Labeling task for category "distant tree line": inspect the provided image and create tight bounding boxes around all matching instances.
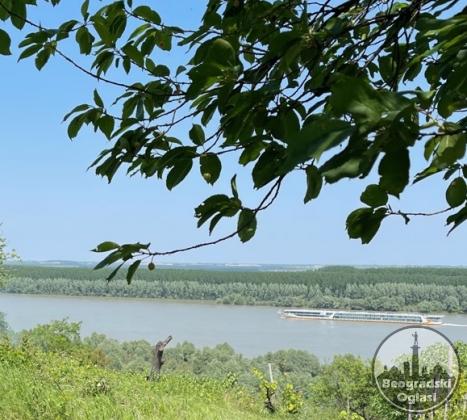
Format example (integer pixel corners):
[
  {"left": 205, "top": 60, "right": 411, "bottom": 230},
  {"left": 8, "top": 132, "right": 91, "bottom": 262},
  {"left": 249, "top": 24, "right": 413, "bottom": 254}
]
[{"left": 2, "top": 265, "right": 467, "bottom": 313}]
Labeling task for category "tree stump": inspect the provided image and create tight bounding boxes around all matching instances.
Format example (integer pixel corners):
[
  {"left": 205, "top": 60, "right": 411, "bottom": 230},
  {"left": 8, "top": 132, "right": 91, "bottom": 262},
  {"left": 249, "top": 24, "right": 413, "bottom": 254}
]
[{"left": 147, "top": 335, "right": 172, "bottom": 381}]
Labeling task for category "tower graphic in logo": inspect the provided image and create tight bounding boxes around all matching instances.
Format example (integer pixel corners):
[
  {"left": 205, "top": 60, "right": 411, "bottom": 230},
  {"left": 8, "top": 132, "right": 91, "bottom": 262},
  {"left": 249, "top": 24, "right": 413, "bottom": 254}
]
[
  {"left": 411, "top": 331, "right": 420, "bottom": 378},
  {"left": 372, "top": 326, "right": 460, "bottom": 413}
]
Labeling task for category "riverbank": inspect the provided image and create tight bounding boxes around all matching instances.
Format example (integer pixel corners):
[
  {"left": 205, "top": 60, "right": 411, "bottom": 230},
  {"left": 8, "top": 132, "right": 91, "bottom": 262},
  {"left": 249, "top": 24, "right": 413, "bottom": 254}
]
[{"left": 2, "top": 264, "right": 467, "bottom": 314}]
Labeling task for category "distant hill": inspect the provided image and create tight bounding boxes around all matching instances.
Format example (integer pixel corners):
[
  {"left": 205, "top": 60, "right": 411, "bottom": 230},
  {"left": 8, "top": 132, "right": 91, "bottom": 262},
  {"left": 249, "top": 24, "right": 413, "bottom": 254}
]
[{"left": 9, "top": 260, "right": 320, "bottom": 272}]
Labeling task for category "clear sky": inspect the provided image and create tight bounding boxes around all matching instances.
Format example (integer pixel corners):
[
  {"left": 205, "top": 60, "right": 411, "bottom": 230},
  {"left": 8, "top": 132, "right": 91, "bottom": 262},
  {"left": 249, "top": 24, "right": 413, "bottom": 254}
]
[{"left": 0, "top": 1, "right": 464, "bottom": 266}]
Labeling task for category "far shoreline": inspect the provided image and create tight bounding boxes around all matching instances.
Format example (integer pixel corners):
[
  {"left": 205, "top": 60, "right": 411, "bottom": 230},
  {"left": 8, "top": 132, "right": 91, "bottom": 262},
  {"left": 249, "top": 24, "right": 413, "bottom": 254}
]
[{"left": 1, "top": 291, "right": 465, "bottom": 316}]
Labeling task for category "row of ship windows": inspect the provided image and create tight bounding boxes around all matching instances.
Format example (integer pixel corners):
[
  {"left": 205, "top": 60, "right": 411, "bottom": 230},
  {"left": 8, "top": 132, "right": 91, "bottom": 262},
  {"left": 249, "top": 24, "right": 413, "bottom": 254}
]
[
  {"left": 289, "top": 312, "right": 422, "bottom": 322},
  {"left": 290, "top": 313, "right": 325, "bottom": 317},
  {"left": 334, "top": 315, "right": 422, "bottom": 321}
]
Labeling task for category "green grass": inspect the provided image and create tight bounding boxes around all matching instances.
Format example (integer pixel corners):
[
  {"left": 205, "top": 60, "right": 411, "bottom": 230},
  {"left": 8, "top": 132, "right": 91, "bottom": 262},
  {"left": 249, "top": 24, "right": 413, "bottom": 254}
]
[
  {"left": 0, "top": 344, "right": 264, "bottom": 419},
  {"left": 0, "top": 342, "right": 336, "bottom": 420}
]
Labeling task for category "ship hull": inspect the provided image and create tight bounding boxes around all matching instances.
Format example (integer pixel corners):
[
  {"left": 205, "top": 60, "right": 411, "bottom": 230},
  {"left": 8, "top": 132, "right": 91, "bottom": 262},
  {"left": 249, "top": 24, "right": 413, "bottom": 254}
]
[{"left": 279, "top": 309, "right": 443, "bottom": 325}]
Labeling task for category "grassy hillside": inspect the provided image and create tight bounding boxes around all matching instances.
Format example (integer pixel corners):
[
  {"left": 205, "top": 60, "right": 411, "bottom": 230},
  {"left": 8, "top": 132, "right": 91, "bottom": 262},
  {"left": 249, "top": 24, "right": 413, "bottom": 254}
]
[
  {"left": 0, "top": 342, "right": 277, "bottom": 420},
  {"left": 1, "top": 319, "right": 466, "bottom": 420}
]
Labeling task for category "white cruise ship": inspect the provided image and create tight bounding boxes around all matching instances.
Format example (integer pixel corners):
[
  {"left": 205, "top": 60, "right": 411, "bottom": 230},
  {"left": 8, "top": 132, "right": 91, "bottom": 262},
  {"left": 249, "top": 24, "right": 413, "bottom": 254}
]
[{"left": 279, "top": 309, "right": 443, "bottom": 325}]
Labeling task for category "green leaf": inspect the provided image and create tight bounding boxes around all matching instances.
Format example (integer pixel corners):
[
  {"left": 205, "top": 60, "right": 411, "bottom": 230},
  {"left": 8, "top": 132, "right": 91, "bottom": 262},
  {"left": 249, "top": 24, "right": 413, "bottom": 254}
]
[
  {"left": 106, "top": 262, "right": 125, "bottom": 282},
  {"left": 155, "top": 29, "right": 172, "bottom": 51},
  {"left": 195, "top": 194, "right": 241, "bottom": 229},
  {"left": 237, "top": 209, "right": 257, "bottom": 243},
  {"left": 122, "top": 43, "right": 144, "bottom": 67},
  {"left": 18, "top": 31, "right": 49, "bottom": 48},
  {"left": 378, "top": 149, "right": 410, "bottom": 196},
  {"left": 141, "top": 36, "right": 156, "bottom": 56},
  {"left": 414, "top": 164, "right": 442, "bottom": 184},
  {"left": 270, "top": 109, "right": 300, "bottom": 141},
  {"left": 201, "top": 102, "right": 217, "bottom": 126},
  {"left": 360, "top": 184, "right": 388, "bottom": 207},
  {"left": 444, "top": 166, "right": 460, "bottom": 181},
  {"left": 94, "top": 250, "right": 124, "bottom": 270},
  {"left": 158, "top": 146, "right": 196, "bottom": 169},
  {"left": 76, "top": 27, "right": 94, "bottom": 55},
  {"left": 230, "top": 175, "right": 239, "bottom": 199},
  {"left": 67, "top": 115, "right": 85, "bottom": 139},
  {"left": 122, "top": 57, "right": 131, "bottom": 73},
  {"left": 208, "top": 213, "right": 223, "bottom": 235},
  {"left": 378, "top": 55, "right": 395, "bottom": 84},
  {"left": 446, "top": 177, "right": 466, "bottom": 208},
  {"left": 447, "top": 205, "right": 467, "bottom": 234},
  {"left": 252, "top": 145, "right": 285, "bottom": 188},
  {"left": 93, "top": 241, "right": 120, "bottom": 252},
  {"left": 166, "top": 159, "right": 193, "bottom": 190},
  {"left": 136, "top": 98, "right": 144, "bottom": 120},
  {"left": 63, "top": 104, "right": 90, "bottom": 122},
  {"left": 189, "top": 124, "right": 205, "bottom": 145},
  {"left": 304, "top": 165, "right": 322, "bottom": 203},
  {"left": 81, "top": 0, "right": 90, "bottom": 20},
  {"left": 436, "top": 134, "right": 466, "bottom": 166},
  {"left": 92, "top": 16, "right": 114, "bottom": 47},
  {"left": 0, "top": 29, "right": 11, "bottom": 55},
  {"left": 35, "top": 49, "right": 51, "bottom": 70},
  {"left": 92, "top": 241, "right": 120, "bottom": 252},
  {"left": 11, "top": 0, "right": 27, "bottom": 30},
  {"left": 322, "top": 158, "right": 363, "bottom": 183},
  {"left": 330, "top": 75, "right": 411, "bottom": 123},
  {"left": 319, "top": 136, "right": 377, "bottom": 184},
  {"left": 176, "top": 65, "right": 186, "bottom": 76},
  {"left": 195, "top": 194, "right": 230, "bottom": 227},
  {"left": 285, "top": 117, "right": 352, "bottom": 169},
  {"left": 97, "top": 115, "right": 114, "bottom": 139},
  {"left": 347, "top": 208, "right": 371, "bottom": 239},
  {"left": 152, "top": 64, "right": 170, "bottom": 77},
  {"left": 133, "top": 5, "right": 161, "bottom": 25},
  {"left": 239, "top": 142, "right": 265, "bottom": 166},
  {"left": 415, "top": 89, "right": 435, "bottom": 109},
  {"left": 93, "top": 89, "right": 104, "bottom": 108},
  {"left": 18, "top": 44, "right": 42, "bottom": 60},
  {"left": 424, "top": 137, "right": 437, "bottom": 161},
  {"left": 346, "top": 208, "right": 387, "bottom": 244},
  {"left": 200, "top": 153, "right": 221, "bottom": 185},
  {"left": 59, "top": 21, "right": 78, "bottom": 34},
  {"left": 126, "top": 260, "right": 141, "bottom": 284}
]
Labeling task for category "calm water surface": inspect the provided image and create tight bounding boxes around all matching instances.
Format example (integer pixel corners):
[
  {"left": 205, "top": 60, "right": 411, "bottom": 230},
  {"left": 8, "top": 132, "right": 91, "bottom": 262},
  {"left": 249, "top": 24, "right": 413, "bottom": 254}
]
[{"left": 1, "top": 293, "right": 467, "bottom": 360}]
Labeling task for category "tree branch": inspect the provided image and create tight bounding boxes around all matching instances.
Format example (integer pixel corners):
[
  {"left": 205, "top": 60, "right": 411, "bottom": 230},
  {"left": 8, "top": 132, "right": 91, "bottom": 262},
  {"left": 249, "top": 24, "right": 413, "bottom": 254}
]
[
  {"left": 145, "top": 176, "right": 284, "bottom": 257},
  {"left": 386, "top": 207, "right": 452, "bottom": 224}
]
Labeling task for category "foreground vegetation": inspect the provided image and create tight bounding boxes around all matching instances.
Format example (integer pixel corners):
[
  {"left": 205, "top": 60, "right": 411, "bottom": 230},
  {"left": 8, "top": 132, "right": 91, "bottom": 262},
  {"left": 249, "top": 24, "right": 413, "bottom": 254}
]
[
  {"left": 0, "top": 343, "right": 264, "bottom": 420},
  {"left": 3, "top": 265, "right": 467, "bottom": 313},
  {"left": 1, "top": 317, "right": 466, "bottom": 419}
]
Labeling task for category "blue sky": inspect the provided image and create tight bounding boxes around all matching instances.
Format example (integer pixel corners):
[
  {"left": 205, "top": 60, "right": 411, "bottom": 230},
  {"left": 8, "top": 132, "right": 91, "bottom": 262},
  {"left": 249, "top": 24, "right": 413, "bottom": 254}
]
[{"left": 0, "top": 1, "right": 464, "bottom": 266}]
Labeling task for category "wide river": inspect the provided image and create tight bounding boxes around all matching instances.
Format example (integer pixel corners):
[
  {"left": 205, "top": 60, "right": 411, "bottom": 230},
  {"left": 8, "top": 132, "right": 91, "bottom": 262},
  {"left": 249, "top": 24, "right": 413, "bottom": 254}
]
[{"left": 1, "top": 293, "right": 467, "bottom": 360}]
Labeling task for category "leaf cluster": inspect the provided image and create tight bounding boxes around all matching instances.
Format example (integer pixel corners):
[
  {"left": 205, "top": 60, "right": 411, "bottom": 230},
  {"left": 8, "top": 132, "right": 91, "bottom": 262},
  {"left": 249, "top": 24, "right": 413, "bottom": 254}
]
[{"left": 1, "top": 0, "right": 466, "bottom": 275}]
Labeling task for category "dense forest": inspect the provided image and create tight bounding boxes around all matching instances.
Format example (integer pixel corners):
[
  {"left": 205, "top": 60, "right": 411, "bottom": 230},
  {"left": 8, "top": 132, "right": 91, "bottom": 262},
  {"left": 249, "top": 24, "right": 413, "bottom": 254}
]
[
  {"left": 1, "top": 317, "right": 466, "bottom": 419},
  {"left": 2, "top": 265, "right": 467, "bottom": 313}
]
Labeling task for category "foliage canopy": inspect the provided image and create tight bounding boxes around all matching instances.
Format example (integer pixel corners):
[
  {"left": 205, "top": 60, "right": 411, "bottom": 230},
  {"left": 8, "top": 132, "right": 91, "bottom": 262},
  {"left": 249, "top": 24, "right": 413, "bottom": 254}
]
[
  {"left": 0, "top": 234, "right": 16, "bottom": 285},
  {"left": 0, "top": 0, "right": 466, "bottom": 280}
]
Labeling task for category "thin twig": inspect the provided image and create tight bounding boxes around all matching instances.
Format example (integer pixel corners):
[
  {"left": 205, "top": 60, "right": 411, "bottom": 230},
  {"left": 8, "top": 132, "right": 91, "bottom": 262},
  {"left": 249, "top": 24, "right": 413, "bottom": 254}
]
[{"left": 146, "top": 176, "right": 284, "bottom": 256}]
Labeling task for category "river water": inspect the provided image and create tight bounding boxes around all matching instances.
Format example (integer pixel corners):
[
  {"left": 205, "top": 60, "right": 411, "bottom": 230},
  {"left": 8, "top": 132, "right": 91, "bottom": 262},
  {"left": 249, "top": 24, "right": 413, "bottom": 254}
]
[{"left": 1, "top": 293, "right": 467, "bottom": 360}]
